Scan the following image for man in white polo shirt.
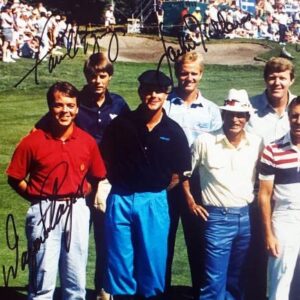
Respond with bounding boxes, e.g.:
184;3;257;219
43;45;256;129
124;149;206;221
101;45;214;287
163;51;222;297
258;96;300;300
183;89;262;300
247;57;295;146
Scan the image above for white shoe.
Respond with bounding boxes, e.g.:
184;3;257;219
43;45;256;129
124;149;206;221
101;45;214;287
11;54;20;59
4;57;16;63
51;49;63;55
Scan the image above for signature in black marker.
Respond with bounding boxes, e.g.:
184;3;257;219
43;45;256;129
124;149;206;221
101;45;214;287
14;20;125;87
156;11;252;85
2;161;88;289
2;214;19;287
207;10;252;38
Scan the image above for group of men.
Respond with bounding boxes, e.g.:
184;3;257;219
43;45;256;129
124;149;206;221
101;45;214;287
6;50;300;300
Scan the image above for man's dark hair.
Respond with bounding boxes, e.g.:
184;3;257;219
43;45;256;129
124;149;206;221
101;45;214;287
288;96;300;116
47;81;79;108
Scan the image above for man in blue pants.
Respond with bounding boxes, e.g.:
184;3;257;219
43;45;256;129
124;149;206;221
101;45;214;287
183;89;262;300
101;70;191;300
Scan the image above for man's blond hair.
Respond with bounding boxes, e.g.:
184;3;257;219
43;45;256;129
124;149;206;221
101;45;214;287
174;52;204;76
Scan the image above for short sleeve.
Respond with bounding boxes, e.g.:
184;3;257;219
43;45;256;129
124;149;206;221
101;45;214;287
259;144;275;181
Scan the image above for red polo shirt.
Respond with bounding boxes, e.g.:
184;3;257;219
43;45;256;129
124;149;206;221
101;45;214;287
7;125;106;198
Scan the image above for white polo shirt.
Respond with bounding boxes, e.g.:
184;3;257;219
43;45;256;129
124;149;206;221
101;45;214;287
191;128;262;207
247;90;296;145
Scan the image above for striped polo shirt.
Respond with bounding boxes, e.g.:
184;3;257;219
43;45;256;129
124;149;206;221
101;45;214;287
259;133;300;210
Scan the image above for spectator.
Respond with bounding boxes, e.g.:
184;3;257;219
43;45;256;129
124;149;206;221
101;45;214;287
156;0;164;36
1;4;16;62
19;35;39;58
34;11;51;60
104;4;116;32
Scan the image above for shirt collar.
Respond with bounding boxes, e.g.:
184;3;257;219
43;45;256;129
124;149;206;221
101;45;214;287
133;105;168;127
283;132;300;152
261;90;295;111
79;87;112;108
170;89;204;107
44;123;79;141
215;128;251;148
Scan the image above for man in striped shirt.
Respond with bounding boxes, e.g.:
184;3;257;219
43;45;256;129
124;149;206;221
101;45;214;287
258;96;300;300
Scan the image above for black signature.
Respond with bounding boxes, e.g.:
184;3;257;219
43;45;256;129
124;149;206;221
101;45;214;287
2;214;19;287
156;12;251;84
2;161;87;288
14;21;124;87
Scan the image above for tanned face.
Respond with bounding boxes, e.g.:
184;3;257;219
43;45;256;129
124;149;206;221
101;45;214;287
265;70;294;103
177;63;203;95
289;104;300;142
138;85;168;112
50;91;78;129
222;110;249;136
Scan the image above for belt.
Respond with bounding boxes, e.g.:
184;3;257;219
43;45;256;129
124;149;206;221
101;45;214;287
30;196;84;205
205;205;249;215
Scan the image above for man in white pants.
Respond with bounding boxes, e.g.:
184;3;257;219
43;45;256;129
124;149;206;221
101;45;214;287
258;96;300;300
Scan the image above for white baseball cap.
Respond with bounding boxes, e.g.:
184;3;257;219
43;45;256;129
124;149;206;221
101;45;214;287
219;89;252;112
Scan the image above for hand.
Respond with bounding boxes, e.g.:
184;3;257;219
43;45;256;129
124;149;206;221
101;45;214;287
188;202;209;221
93;179;111;213
167;173;180;191
265;234;280;257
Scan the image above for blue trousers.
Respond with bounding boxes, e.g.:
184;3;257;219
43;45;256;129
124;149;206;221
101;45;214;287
199;206;251;300
104;189;170;298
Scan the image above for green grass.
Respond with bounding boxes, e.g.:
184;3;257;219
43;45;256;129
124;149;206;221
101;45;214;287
0;38;300;296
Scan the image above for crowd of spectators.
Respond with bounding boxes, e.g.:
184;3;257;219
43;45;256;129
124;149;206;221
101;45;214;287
2;0;300;64
0;1;82;63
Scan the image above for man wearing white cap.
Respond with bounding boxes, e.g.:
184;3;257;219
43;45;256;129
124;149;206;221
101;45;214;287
183;89;262;300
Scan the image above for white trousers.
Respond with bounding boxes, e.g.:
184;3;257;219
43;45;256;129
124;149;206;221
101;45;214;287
267;209;300;300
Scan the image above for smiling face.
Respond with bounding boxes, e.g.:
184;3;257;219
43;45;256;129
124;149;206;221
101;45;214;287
177;62;203;95
138;84;168;112
50;91;78;129
222;110;250;136
265;70;294;104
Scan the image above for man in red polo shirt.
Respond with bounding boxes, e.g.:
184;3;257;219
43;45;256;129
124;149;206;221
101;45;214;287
6;81;106;300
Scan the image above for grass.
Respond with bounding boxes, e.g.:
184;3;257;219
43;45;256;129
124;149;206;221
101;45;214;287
0;37;300;298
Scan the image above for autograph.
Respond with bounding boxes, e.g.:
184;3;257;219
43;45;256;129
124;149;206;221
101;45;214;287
2;161;87;288
4;7;252;289
156;11;251;85
2;214;19;287
14;23;123;87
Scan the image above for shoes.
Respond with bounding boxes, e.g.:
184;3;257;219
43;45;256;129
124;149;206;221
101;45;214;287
96;289;112;300
11;53;20;59
51;49;64;55
3;57;16;63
